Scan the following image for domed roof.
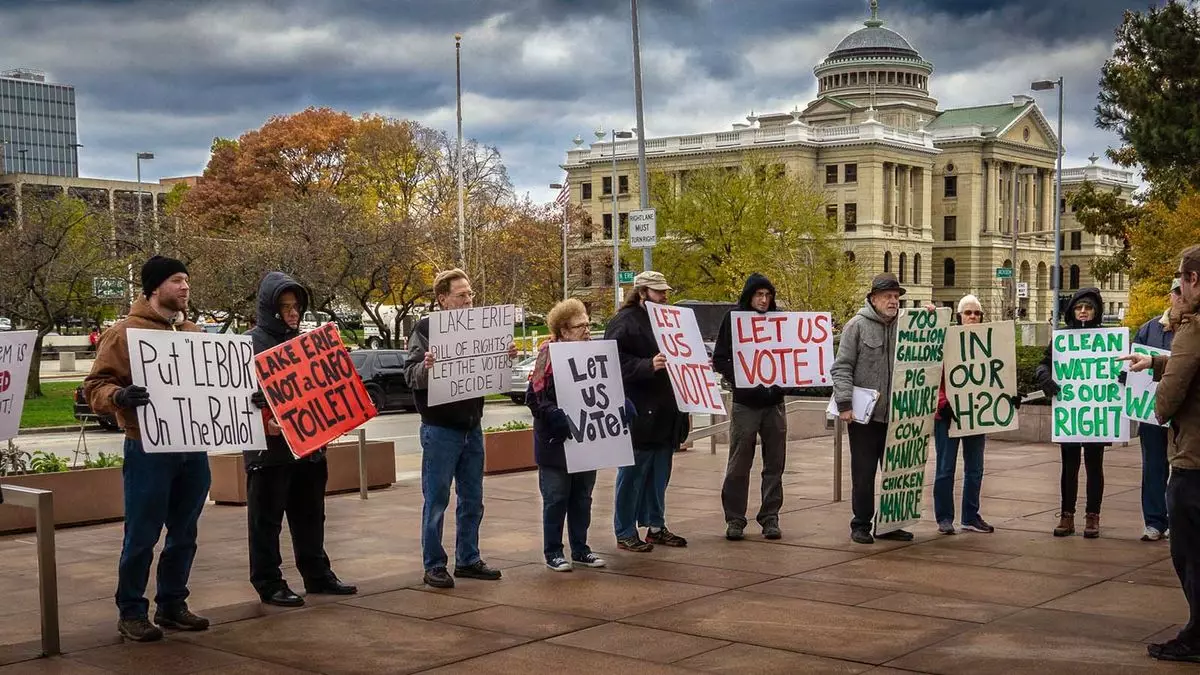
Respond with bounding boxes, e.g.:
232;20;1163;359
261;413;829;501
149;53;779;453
831;26;919;58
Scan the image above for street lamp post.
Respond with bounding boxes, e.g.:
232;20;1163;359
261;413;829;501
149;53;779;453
550;182;569;301
1012;166;1038;319
135;152;154;242
610;129;634;312
455;33;466;269
1032;76;1065;327
630;0;651;272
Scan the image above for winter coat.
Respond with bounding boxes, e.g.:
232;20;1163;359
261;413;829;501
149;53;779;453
1152;308;1200;469
404;316;485;431
712;273;788;409
604;303;689;450
1035;287;1108;449
831;298;899;423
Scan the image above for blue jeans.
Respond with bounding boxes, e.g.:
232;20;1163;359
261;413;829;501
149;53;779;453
539;466;596;560
932;416;985;525
420;424;485;571
1141;425;1171;531
116;438;211;620
613;448;673;539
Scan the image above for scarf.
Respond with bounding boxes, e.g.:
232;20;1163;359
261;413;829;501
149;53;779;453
530;338;555;393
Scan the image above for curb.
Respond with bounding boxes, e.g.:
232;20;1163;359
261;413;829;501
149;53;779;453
17;424;101;436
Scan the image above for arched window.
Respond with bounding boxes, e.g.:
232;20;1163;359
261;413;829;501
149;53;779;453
1038;262;1048;289
899;253;907;283
1119;273;1125;290
884;251;892;273
1069;265;1080;289
943;258;956;287
845;250;856;263
914;254;921;284
1020;261;1031;283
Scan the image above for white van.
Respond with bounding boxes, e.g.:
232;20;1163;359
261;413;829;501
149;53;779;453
300;310;332;333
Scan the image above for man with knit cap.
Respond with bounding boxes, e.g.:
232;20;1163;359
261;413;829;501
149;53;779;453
85;255;212;643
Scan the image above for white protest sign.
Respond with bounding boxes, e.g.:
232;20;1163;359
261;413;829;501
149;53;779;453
876;308;951;535
0;331;37;442
944;321;1019;437
1051;327;1129;443
731;311;833;389
127;328;266;453
646;301;725;415
1125;344;1170;426
427;305;515;407
550;340;635;473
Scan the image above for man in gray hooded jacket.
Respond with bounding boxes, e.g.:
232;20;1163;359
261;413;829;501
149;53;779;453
832;273;911;545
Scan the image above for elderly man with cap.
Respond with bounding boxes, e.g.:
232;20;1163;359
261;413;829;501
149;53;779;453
831;272;912;544
84;255;211;642
606;271;691;552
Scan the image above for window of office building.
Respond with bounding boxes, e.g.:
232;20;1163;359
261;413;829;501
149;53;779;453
944;216;957;241
845;164;857;183
845;203;857;231
618;175;629;194
581;182;592;200
944;176;957;198
1070;231;1081;250
826;165;838;184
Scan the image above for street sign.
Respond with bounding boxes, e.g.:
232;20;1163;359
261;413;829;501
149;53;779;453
93;277;126;300
1016;282;1029;299
515;306;525;323
618;270;636;284
629;208;657;249
996;267;1014;279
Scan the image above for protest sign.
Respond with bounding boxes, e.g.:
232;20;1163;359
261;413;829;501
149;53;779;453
646;301;726;415
944;321;1018;437
1051;327;1129;443
550;340;635;473
254;323;376;458
1124;344;1170;427
0;331;36;442
428;305;515;406
128;328;266;453
730;311;833;389
876;307;951;535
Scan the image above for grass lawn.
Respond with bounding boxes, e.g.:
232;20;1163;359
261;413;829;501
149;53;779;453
19;380;79;429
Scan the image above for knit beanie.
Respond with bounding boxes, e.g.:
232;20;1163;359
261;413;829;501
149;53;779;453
141;255;189;298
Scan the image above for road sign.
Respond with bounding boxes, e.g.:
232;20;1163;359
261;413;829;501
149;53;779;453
1016;282;1029;299
629;208;656;249
515;306;525;323
996;267;1014;279
93;277;126;300
618;270;636;284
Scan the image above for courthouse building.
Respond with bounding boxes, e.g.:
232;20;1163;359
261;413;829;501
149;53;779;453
560;2;1134;321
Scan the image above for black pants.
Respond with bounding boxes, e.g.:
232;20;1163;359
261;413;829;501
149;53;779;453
722;402;787;528
1060;444;1104;515
848;421;888;531
247;459;333;597
1170;469;1200;646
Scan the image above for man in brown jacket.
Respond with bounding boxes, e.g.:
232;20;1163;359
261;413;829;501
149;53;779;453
1126;244;1200;663
84;256;212;643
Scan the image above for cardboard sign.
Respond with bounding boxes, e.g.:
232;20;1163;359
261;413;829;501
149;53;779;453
428;305;515;407
876;308;951;535
1125;344;1170;427
944;321;1019;437
646;301;726;415
1051;327;1129;443
550;340;635;473
254;323;376;458
127;328;266;453
0;331;36;442
731;311;833;388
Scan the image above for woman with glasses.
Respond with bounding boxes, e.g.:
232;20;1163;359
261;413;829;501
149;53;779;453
933;295;995;535
526;298;609;572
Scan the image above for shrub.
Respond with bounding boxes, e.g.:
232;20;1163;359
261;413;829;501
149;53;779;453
484;420;533;433
29;450;70;473
84;452;124;469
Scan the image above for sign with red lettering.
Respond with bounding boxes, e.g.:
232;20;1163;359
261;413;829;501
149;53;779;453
0;331;36;442
645;302;726;415
254;323;377;458
730;312;833;389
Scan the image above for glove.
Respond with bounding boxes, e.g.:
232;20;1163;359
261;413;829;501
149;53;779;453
937;400;957;424
1040;379;1061;399
622;399;638;420
548;408;572;443
250;390;269;410
113;384;151;409
1117;371;1128;386
1008;393;1023;410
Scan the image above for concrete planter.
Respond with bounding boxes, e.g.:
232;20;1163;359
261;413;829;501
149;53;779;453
0;466;124;534
208;440;397;506
483;429;535;475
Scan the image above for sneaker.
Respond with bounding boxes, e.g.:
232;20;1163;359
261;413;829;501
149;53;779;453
117;617;163;642
572;552;607;568
423;566;455;588
877;529;914;542
546;556;572;572
617;536;654;552
725;522;745;541
937;520;957;535
645;527;688;547
851;528;875;545
1149;639;1200;662
961;518;995;534
762;523;782;540
454;560;503;581
153;606;209;632
1141;526;1165;542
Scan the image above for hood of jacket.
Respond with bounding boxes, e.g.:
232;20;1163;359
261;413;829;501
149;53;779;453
1064;287;1103;329
856;297;894;325
255;271;309;342
737;273;778;312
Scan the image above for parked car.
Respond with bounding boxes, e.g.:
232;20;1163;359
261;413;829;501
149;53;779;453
350;349;416;413
73;385;120;431
0;317;11;331
508;355;537;404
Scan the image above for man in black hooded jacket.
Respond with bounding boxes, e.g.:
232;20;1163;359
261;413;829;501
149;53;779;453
712;274;789;541
245;272;356;607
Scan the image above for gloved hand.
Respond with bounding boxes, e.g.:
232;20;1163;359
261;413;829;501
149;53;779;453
113;384;151;409
548;408;573;443
1040;378;1061;399
1117;371;1128;386
1008;393;1023;410
250;390;269;410
937;400;957;423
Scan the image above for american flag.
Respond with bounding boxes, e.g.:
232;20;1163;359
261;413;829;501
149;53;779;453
555;180;570;207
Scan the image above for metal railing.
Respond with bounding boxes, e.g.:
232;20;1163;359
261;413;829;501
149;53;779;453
0;484;59;656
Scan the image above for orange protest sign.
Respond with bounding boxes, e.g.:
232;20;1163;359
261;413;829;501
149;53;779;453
253;323;377;458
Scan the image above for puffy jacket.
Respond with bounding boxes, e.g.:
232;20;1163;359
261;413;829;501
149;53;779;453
1035;287;1108;448
604;302;689;450
831;299;898;423
712;273;788;409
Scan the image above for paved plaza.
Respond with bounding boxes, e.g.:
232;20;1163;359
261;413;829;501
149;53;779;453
0;435;1195;674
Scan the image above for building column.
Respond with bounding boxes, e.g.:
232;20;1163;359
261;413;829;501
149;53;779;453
981;160;990;234
899;165;909;227
882;162;892;225
1042;170;1053;239
1024;172;1035;235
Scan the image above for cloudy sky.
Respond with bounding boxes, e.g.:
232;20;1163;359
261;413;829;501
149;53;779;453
1;0;1136;201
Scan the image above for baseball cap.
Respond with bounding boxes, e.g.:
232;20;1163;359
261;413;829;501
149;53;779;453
633;271;672;291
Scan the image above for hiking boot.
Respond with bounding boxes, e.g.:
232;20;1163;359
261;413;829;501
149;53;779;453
877;529;914;542
617;536;654;552
1053;512;1075;537
153;606;209;632
571;552;607;568
851;528;874;545
117;617;163;642
962;517;995;534
1142;526;1166;542
645;527;687;547
545;556;572;573
725;522;745;541
423;567;455;588
1149;639;1200;662
454;560;503;580
1084;513;1100;539
937;520;957;535
762;523;782;540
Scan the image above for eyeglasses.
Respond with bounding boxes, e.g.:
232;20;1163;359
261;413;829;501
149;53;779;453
962;310;983;317
567;322;590;331
452;291;475;300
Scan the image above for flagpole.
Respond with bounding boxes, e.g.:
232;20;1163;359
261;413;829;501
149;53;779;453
455;33;465;268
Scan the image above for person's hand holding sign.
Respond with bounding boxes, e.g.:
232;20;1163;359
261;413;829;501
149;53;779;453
839;409;853;422
652;353;668;371
1119;353;1153;373
424;350;436;368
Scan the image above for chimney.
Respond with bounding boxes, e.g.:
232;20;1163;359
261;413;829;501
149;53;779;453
1012;95;1034;108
